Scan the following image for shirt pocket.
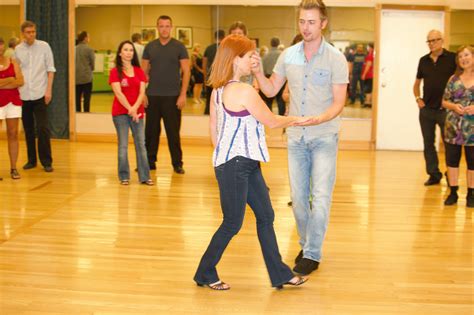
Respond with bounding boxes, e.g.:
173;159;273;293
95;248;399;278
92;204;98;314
312;68;330;86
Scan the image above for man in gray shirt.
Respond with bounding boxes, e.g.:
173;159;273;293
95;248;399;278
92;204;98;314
260;37;286;115
15;20;55;172
252;0;348;275
75;31;95;112
141;15;190;174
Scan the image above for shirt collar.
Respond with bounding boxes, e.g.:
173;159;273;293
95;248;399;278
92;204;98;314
297;36;326;56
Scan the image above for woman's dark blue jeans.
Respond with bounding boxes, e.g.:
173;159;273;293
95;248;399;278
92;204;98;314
194;156;294;287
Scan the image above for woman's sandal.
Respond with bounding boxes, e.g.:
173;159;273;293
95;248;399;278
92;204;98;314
141;179;154;186
120;180;130;185
10;169;20;180
196;280;230;291
276;276;307;290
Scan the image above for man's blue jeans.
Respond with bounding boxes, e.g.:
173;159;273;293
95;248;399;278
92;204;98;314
288;133;338;262
194;156;294;287
112;115;150;183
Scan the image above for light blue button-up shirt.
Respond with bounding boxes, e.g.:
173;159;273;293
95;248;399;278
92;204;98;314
274;38;348;140
15;40;56;101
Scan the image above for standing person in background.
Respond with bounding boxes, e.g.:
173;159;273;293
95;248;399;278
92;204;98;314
0;37;24;179
194;34;310;291
261;37;285;115
361;43;374;108
15;20;55;173
441;45;474;207
413;30;456;186
131;33;144;63
252;0;349;275
4;37;19;59
347;44;366;105
203;29;225;115
75;31;95;112
191;43;204;104
109;40;153;186
141;15;190;174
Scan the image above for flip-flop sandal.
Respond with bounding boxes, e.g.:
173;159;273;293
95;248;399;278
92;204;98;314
276;276;307;290
141;179;154;186
120;180;130;185
10;169;20;180
196;280;230;291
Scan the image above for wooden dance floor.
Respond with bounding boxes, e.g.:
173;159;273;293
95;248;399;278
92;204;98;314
0;140;472;314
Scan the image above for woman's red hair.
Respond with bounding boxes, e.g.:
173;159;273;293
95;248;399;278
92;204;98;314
208;34;256;88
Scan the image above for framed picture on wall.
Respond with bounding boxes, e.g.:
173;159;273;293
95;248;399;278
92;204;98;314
141;28;157;43
176;27;192;48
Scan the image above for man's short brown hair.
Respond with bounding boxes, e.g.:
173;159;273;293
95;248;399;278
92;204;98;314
298;0;328;21
21;20;36;32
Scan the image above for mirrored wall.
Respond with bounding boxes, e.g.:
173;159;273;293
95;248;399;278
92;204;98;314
74;4;376;120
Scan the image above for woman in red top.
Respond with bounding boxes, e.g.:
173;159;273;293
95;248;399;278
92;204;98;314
361;43;374;108
109;40;153;185
0;37;24;180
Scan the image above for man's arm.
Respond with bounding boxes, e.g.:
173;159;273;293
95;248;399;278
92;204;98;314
45;72;54;105
413;78;425;109
251;53;286;97
202;57;208;81
141;59;150;79
307;84;347;125
177;58;190;109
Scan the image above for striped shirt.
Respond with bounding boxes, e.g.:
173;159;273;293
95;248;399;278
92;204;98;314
212;81;269;167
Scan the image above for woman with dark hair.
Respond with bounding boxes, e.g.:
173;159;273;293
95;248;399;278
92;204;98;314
109;40;153;186
442;45;474;207
0;37;24;179
194;34;311;290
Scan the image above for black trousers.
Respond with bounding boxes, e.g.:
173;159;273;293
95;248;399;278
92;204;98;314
145;95;183;168
419;107;446;178
204;85;212;115
21;97;53;167
76;82;92;112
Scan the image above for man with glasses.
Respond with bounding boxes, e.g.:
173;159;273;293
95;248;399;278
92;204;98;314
413;30;456;186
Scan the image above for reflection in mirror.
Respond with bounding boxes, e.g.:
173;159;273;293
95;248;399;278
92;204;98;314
449;9;474;52
0;4;20;58
75;5;375;120
76;4;219;116
327;7;375;119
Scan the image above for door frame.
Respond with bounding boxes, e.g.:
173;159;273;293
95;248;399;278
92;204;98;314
372;4;450;149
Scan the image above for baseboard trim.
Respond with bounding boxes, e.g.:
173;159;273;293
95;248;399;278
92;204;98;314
73;133;373;150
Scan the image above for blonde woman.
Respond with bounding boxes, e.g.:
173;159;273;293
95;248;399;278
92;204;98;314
191;43;204;104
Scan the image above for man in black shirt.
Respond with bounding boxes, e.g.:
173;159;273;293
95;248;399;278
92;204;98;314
202;29;225;115
413;30;456;186
142;15;190;174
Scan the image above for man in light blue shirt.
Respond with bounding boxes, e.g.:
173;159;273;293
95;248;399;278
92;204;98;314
252;0;348;275
15;20;56;172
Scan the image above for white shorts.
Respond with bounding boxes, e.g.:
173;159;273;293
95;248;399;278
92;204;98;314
0;103;22;119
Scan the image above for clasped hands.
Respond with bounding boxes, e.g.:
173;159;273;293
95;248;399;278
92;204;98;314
454;104;474;116
128;106;141;122
293;116;322;127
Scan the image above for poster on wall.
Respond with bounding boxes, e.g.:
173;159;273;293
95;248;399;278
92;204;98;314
141;28;157;43
176;27;192;48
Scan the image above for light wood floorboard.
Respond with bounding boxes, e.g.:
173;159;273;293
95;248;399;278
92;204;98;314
0;140;472;315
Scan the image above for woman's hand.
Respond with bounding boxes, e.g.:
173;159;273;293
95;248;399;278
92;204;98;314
453;104;465;115
293;116;322;126
464;105;474;116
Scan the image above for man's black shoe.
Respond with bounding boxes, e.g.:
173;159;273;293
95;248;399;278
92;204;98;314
294;250;303;264
173;166;185;174
23;162;37;170
44;165;54;172
293;258;319;275
424;176;441;186
149;163;156;170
